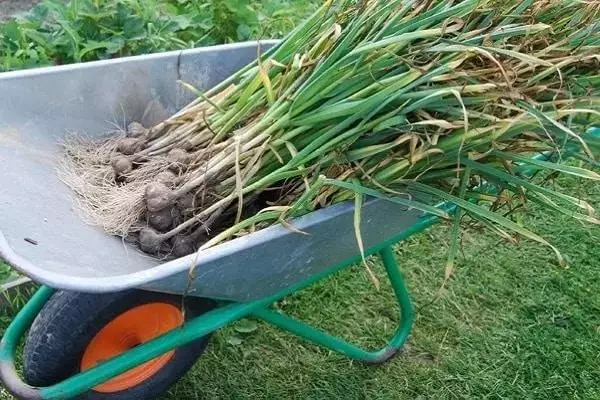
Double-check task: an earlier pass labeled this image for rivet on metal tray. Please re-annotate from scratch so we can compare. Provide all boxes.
[24,238,39,245]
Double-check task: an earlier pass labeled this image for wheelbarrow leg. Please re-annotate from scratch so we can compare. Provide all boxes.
[252,245,414,365]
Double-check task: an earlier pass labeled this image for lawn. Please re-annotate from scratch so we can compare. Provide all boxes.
[1,1,600,399]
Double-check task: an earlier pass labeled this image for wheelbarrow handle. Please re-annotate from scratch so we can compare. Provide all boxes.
[0,286,54,400]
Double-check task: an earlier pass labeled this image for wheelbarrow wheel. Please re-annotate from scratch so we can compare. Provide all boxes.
[23,289,215,400]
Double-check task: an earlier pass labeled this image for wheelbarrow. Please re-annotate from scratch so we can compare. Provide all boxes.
[0,42,597,400]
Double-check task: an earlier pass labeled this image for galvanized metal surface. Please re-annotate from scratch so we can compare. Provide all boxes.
[0,42,426,301]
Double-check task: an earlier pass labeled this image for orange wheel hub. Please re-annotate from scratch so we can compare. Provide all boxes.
[81,302,184,393]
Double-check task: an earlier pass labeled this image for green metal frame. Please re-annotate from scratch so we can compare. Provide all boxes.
[0,228,435,400]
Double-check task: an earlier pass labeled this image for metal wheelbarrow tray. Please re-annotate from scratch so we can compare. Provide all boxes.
[0,41,530,399]
[0,42,431,400]
[0,41,431,301]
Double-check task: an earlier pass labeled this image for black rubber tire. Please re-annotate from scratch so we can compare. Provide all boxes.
[23,290,215,400]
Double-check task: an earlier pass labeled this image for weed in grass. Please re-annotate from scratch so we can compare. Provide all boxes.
[0,261,11,283]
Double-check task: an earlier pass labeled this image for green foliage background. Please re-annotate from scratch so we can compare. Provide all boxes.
[0,0,319,71]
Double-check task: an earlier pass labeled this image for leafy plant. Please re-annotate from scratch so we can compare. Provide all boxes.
[0,261,12,285]
[210,0,320,42]
[0,283,38,328]
[0,0,320,72]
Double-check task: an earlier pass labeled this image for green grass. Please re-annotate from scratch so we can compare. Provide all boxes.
[158,173,599,400]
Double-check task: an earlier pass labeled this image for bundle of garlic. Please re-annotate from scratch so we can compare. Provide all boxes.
[61,0,600,263]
